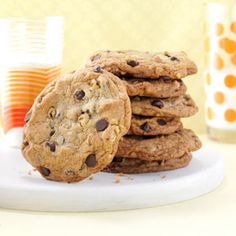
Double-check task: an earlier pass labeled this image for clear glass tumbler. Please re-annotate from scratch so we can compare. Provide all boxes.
[205,3,236,143]
[0,17,64,147]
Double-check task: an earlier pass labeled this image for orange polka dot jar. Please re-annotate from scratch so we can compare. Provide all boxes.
[205,4,236,142]
[0,17,63,147]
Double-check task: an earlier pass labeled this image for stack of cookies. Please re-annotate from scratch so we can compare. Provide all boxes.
[21,50,202,183]
[86,50,202,174]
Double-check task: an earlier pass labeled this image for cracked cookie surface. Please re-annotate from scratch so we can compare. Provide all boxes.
[86,50,197,79]
[127,115,182,136]
[21,68,131,182]
[131,95,198,117]
[103,153,192,174]
[117,129,201,161]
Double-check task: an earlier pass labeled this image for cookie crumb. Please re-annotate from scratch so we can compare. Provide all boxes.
[117,172,124,177]
[114,174,122,183]
[114,172,126,183]
[127,176,133,180]
[28,170,32,176]
[161,175,166,179]
[114,178,120,184]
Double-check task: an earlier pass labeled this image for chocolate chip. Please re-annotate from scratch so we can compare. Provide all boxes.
[85,154,96,167]
[23,141,29,147]
[127,60,139,67]
[157,119,167,126]
[24,112,31,123]
[75,90,85,100]
[86,109,92,118]
[46,142,56,152]
[185,96,190,101]
[96,80,101,86]
[170,56,179,61]
[151,99,164,109]
[96,119,109,131]
[164,52,171,57]
[140,122,151,132]
[49,130,55,136]
[94,66,102,73]
[157,160,162,165]
[39,166,51,176]
[48,107,57,119]
[113,157,123,163]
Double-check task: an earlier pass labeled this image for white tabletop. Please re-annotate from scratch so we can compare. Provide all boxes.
[0,135,235,236]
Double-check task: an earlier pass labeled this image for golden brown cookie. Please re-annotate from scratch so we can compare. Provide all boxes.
[127,115,182,136]
[121,77,187,98]
[22,68,131,182]
[86,50,197,79]
[117,129,201,161]
[131,95,198,117]
[103,153,192,174]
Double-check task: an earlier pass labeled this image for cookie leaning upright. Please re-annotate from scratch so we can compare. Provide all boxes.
[21,68,131,182]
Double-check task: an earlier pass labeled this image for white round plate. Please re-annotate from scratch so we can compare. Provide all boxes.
[0,145,224,212]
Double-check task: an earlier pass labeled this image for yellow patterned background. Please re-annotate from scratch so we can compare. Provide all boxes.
[0,0,233,134]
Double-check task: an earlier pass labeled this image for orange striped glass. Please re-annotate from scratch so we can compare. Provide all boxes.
[0,17,63,147]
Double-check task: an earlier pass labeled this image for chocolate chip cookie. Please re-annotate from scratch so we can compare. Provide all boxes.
[116,129,201,161]
[103,153,192,174]
[86,50,197,79]
[121,77,187,98]
[22,68,131,182]
[127,115,182,136]
[131,95,198,117]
